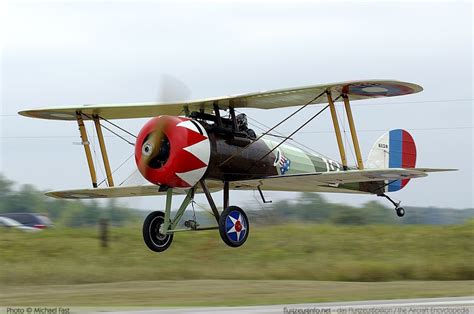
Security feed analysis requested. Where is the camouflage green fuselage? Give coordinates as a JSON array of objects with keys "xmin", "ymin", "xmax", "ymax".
[{"xmin": 206, "ymin": 132, "xmax": 376, "ymax": 194}]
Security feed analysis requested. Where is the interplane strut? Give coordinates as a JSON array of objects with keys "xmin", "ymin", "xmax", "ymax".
[
  {"xmin": 76, "ymin": 112, "xmax": 116, "ymax": 188},
  {"xmin": 327, "ymin": 91, "xmax": 348, "ymax": 170},
  {"xmin": 342, "ymin": 95, "xmax": 364, "ymax": 170},
  {"xmin": 76, "ymin": 111, "xmax": 98, "ymax": 188},
  {"xmin": 93, "ymin": 115, "xmax": 115, "ymax": 187}
]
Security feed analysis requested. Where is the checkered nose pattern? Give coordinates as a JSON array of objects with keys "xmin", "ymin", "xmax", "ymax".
[{"xmin": 135, "ymin": 115, "xmax": 211, "ymax": 188}]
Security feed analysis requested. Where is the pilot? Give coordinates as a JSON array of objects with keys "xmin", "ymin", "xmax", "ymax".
[{"xmin": 236, "ymin": 113, "xmax": 256, "ymax": 139}]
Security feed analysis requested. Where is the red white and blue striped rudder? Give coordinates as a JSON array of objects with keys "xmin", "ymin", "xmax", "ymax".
[{"xmin": 366, "ymin": 129, "xmax": 417, "ymax": 192}]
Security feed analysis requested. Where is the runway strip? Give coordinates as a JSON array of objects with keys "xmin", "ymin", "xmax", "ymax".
[{"xmin": 102, "ymin": 296, "xmax": 473, "ymax": 314}]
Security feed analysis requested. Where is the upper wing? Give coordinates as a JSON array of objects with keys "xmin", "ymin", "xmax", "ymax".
[
  {"xmin": 227, "ymin": 168, "xmax": 456, "ymax": 194},
  {"xmin": 19, "ymin": 80, "xmax": 422, "ymax": 120}
]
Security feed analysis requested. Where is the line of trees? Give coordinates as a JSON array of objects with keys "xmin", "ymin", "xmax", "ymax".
[
  {"xmin": 0, "ymin": 174, "xmax": 141, "ymax": 227},
  {"xmin": 252, "ymin": 193, "xmax": 474, "ymax": 225},
  {"xmin": 1, "ymin": 173, "xmax": 472, "ymax": 227},
  {"xmin": 181, "ymin": 192, "xmax": 474, "ymax": 226}
]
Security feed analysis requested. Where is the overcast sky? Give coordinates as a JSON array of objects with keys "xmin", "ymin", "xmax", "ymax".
[{"xmin": 1, "ymin": 0, "xmax": 472, "ymax": 211}]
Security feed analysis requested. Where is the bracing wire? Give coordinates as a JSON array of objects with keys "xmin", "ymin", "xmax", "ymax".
[
  {"xmin": 79, "ymin": 113, "xmax": 137, "ymax": 187},
  {"xmin": 240, "ymin": 109, "xmax": 340, "ymax": 163},
  {"xmin": 81, "ymin": 113, "xmax": 135, "ymax": 146},
  {"xmin": 85, "ymin": 120, "xmax": 107, "ymax": 187},
  {"xmin": 1, "ymin": 126, "xmax": 471, "ymax": 139},
  {"xmin": 218, "ymin": 90, "xmax": 327, "ymax": 167},
  {"xmin": 119, "ymin": 169, "xmax": 140, "ymax": 186},
  {"xmin": 98, "ymin": 152, "xmax": 135, "ymax": 187},
  {"xmin": 100, "ymin": 123, "xmax": 136, "ymax": 146},
  {"xmin": 248, "ymin": 104, "xmax": 331, "ymax": 171},
  {"xmin": 99, "ymin": 116, "xmax": 137, "ymax": 139},
  {"xmin": 336, "ymin": 102, "xmax": 357, "ymax": 167}
]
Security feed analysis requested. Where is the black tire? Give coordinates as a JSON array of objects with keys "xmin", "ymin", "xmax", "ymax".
[
  {"xmin": 218, "ymin": 206, "xmax": 249, "ymax": 248},
  {"xmin": 142, "ymin": 211, "xmax": 173, "ymax": 252},
  {"xmin": 396, "ymin": 207, "xmax": 406, "ymax": 217}
]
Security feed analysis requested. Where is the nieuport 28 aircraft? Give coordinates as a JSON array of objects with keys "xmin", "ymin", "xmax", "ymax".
[{"xmin": 19, "ymin": 80, "xmax": 454, "ymax": 252}]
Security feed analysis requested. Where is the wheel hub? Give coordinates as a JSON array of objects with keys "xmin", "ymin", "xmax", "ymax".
[
  {"xmin": 235, "ymin": 220, "xmax": 242, "ymax": 232},
  {"xmin": 219, "ymin": 206, "xmax": 249, "ymax": 247},
  {"xmin": 153, "ymin": 219, "xmax": 167, "ymax": 240}
]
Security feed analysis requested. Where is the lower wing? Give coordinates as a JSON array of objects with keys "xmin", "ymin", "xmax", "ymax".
[
  {"xmin": 45, "ymin": 168, "xmax": 455, "ymax": 199},
  {"xmin": 46, "ymin": 183, "xmax": 222, "ymax": 199}
]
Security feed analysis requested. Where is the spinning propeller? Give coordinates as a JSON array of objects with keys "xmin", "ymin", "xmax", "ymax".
[
  {"xmin": 133, "ymin": 76, "xmax": 211, "ymax": 188},
  {"xmin": 126, "ymin": 75, "xmax": 192, "ymax": 186}
]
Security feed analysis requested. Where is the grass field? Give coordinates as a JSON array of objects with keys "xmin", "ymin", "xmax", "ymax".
[
  {"xmin": 1, "ymin": 223, "xmax": 473, "ymax": 285},
  {"xmin": 2, "ymin": 280, "xmax": 474, "ymax": 306},
  {"xmin": 1, "ymin": 223, "xmax": 473, "ymax": 306}
]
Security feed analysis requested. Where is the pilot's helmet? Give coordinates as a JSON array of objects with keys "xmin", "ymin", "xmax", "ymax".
[{"xmin": 236, "ymin": 113, "xmax": 248, "ymax": 130}]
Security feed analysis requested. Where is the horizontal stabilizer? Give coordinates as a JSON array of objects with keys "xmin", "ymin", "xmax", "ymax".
[
  {"xmin": 413, "ymin": 168, "xmax": 458, "ymax": 173},
  {"xmin": 230, "ymin": 168, "xmax": 457, "ymax": 194}
]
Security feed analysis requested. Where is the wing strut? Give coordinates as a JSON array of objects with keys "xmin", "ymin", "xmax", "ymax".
[
  {"xmin": 76, "ymin": 111, "xmax": 98, "ymax": 188},
  {"xmin": 93, "ymin": 115, "xmax": 115, "ymax": 187},
  {"xmin": 342, "ymin": 95, "xmax": 364, "ymax": 170},
  {"xmin": 326, "ymin": 92, "xmax": 348, "ymax": 170}
]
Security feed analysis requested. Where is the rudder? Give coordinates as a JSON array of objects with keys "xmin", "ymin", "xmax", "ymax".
[{"xmin": 367, "ymin": 129, "xmax": 417, "ymax": 192}]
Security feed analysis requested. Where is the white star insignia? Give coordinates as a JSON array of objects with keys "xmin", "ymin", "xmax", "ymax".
[{"xmin": 227, "ymin": 214, "xmax": 246, "ymax": 242}]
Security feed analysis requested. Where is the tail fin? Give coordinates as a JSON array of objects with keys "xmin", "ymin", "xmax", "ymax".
[{"xmin": 367, "ymin": 129, "xmax": 417, "ymax": 192}]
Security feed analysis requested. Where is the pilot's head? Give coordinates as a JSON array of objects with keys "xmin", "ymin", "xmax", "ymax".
[{"xmin": 236, "ymin": 113, "xmax": 248, "ymax": 130}]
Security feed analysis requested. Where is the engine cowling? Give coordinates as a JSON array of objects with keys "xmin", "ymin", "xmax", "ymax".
[{"xmin": 135, "ymin": 115, "xmax": 211, "ymax": 188}]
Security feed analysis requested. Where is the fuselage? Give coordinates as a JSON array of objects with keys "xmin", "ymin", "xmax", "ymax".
[
  {"xmin": 204, "ymin": 125, "xmax": 382, "ymax": 195},
  {"xmin": 134, "ymin": 115, "xmax": 380, "ymax": 194},
  {"xmin": 207, "ymin": 132, "xmax": 342, "ymax": 181}
]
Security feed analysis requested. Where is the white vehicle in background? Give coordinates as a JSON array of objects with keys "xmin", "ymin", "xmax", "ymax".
[{"xmin": 0, "ymin": 217, "xmax": 41, "ymax": 232}]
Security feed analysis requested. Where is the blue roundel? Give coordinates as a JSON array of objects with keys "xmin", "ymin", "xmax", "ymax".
[
  {"xmin": 225, "ymin": 210, "xmax": 247, "ymax": 243},
  {"xmin": 346, "ymin": 83, "xmax": 414, "ymax": 97}
]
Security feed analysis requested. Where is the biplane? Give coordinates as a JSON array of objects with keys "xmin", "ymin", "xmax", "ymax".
[{"xmin": 19, "ymin": 80, "xmax": 454, "ymax": 252}]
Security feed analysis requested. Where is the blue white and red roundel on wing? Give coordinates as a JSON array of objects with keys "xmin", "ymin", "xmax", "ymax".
[
  {"xmin": 367, "ymin": 129, "xmax": 417, "ymax": 192},
  {"xmin": 340, "ymin": 82, "xmax": 417, "ymax": 97},
  {"xmin": 135, "ymin": 115, "xmax": 211, "ymax": 188}
]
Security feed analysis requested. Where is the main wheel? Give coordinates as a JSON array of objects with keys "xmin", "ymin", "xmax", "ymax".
[
  {"xmin": 396, "ymin": 207, "xmax": 406, "ymax": 217},
  {"xmin": 143, "ymin": 211, "xmax": 173, "ymax": 252},
  {"xmin": 218, "ymin": 206, "xmax": 249, "ymax": 247}
]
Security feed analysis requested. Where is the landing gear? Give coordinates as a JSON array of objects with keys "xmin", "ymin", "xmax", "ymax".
[
  {"xmin": 142, "ymin": 188, "xmax": 195, "ymax": 253},
  {"xmin": 143, "ymin": 211, "xmax": 174, "ymax": 252},
  {"xmin": 379, "ymin": 193, "xmax": 406, "ymax": 218},
  {"xmin": 141, "ymin": 181, "xmax": 250, "ymax": 252},
  {"xmin": 219, "ymin": 206, "xmax": 249, "ymax": 247}
]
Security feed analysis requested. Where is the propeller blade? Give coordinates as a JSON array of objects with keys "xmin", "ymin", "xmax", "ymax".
[{"xmin": 158, "ymin": 74, "xmax": 191, "ymax": 102}]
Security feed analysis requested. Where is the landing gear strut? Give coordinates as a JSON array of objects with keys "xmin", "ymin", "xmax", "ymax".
[
  {"xmin": 379, "ymin": 193, "xmax": 405, "ymax": 217},
  {"xmin": 142, "ymin": 181, "xmax": 250, "ymax": 253},
  {"xmin": 202, "ymin": 180, "xmax": 250, "ymax": 247},
  {"xmin": 142, "ymin": 188, "xmax": 194, "ymax": 253}
]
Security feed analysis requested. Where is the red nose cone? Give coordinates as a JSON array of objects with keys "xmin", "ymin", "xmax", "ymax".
[{"xmin": 135, "ymin": 116, "xmax": 210, "ymax": 188}]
